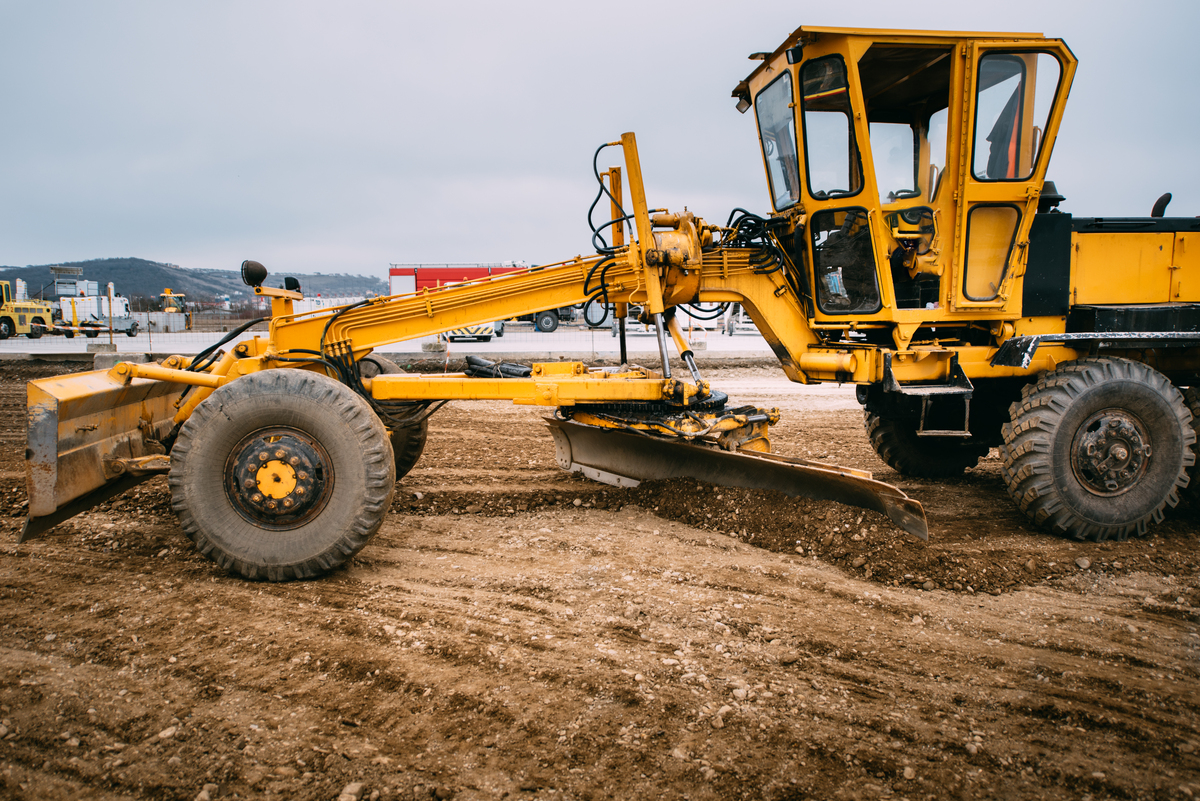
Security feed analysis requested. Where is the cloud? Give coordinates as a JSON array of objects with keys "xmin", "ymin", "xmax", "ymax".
[{"xmin": 1, "ymin": 0, "xmax": 1197, "ymax": 278}]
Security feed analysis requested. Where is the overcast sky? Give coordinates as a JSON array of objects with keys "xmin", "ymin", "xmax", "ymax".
[{"xmin": 2, "ymin": 1, "xmax": 1198, "ymax": 282}]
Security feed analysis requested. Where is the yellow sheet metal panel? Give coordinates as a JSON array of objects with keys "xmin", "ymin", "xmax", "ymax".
[
  {"xmin": 1172, "ymin": 233, "xmax": 1200, "ymax": 302},
  {"xmin": 1072, "ymin": 232, "xmax": 1174, "ymax": 305}
]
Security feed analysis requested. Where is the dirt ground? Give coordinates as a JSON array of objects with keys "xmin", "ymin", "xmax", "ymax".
[{"xmin": 0, "ymin": 359, "xmax": 1197, "ymax": 801}]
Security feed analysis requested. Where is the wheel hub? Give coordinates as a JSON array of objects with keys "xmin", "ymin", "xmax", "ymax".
[
  {"xmin": 1071, "ymin": 409, "xmax": 1151, "ymax": 496},
  {"xmin": 225, "ymin": 428, "xmax": 333, "ymax": 528}
]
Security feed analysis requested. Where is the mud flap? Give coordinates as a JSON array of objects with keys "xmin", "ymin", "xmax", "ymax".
[
  {"xmin": 23, "ymin": 369, "xmax": 187, "ymax": 541},
  {"xmin": 546, "ymin": 417, "xmax": 928, "ymax": 541}
]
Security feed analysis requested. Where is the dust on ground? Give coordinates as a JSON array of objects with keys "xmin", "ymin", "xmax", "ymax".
[{"xmin": 0, "ymin": 361, "xmax": 1197, "ymax": 800}]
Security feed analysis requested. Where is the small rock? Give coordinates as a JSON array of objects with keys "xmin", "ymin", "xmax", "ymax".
[
  {"xmin": 662, "ymin": 658, "xmax": 679, "ymax": 666},
  {"xmin": 168, "ymin": 656, "xmax": 177, "ymax": 664},
  {"xmin": 339, "ymin": 782, "xmax": 366, "ymax": 801},
  {"xmin": 912, "ymin": 615, "xmax": 924, "ymax": 626},
  {"xmin": 44, "ymin": 633, "xmax": 57, "ymax": 642},
  {"xmin": 1179, "ymin": 742, "xmax": 1196, "ymax": 754},
  {"xmin": 1112, "ymin": 561, "xmax": 1123, "ymax": 569},
  {"xmin": 965, "ymin": 743, "xmax": 978, "ymax": 755},
  {"xmin": 157, "ymin": 726, "xmax": 177, "ymax": 740},
  {"xmin": 573, "ymin": 498, "xmax": 582, "ymax": 507},
  {"xmin": 1091, "ymin": 771, "xmax": 1106, "ymax": 779},
  {"xmin": 671, "ymin": 747, "xmax": 688, "ymax": 760},
  {"xmin": 711, "ymin": 716, "xmax": 724, "ymax": 729},
  {"xmin": 413, "ymin": 492, "xmax": 424, "ymax": 500},
  {"xmin": 922, "ymin": 581, "xmax": 936, "ymax": 591},
  {"xmin": 383, "ymin": 624, "xmax": 397, "ymax": 636},
  {"xmin": 794, "ymin": 546, "xmax": 804, "ymax": 555},
  {"xmin": 464, "ymin": 504, "xmax": 481, "ymax": 514},
  {"xmin": 275, "ymin": 766, "xmax": 298, "ymax": 778},
  {"xmin": 903, "ymin": 767, "xmax": 916, "ymax": 780},
  {"xmin": 634, "ymin": 673, "xmax": 645, "ymax": 683},
  {"xmin": 196, "ymin": 792, "xmax": 212, "ymax": 801},
  {"xmin": 1024, "ymin": 559, "xmax": 1036, "ymax": 571},
  {"xmin": 732, "ymin": 688, "xmax": 747, "ymax": 701},
  {"xmin": 1127, "ymin": 625, "xmax": 1138, "ymax": 634},
  {"xmin": 1075, "ymin": 557, "xmax": 1092, "ymax": 570},
  {"xmin": 851, "ymin": 556, "xmax": 867, "ymax": 568}
]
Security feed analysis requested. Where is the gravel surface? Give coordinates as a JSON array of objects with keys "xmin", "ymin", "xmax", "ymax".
[{"xmin": 0, "ymin": 361, "xmax": 1197, "ymax": 800}]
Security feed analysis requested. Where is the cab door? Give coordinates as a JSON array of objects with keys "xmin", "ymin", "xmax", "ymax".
[{"xmin": 950, "ymin": 41, "xmax": 1076, "ymax": 312}]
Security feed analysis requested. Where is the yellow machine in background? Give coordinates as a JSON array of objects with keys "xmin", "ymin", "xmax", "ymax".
[
  {"xmin": 0, "ymin": 281, "xmax": 57, "ymax": 339},
  {"xmin": 21, "ymin": 26, "xmax": 1200, "ymax": 580}
]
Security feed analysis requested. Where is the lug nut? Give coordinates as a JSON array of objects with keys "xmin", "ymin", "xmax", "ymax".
[
  {"xmin": 251, "ymin": 494, "xmax": 263, "ymax": 503},
  {"xmin": 244, "ymin": 479, "xmax": 255, "ymax": 489},
  {"xmin": 275, "ymin": 449, "xmax": 285, "ymax": 458}
]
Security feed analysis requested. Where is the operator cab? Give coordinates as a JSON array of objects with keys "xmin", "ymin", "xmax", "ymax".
[{"xmin": 736, "ymin": 27, "xmax": 1075, "ymax": 332}]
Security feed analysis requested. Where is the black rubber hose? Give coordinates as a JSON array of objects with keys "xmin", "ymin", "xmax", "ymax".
[{"xmin": 186, "ymin": 317, "xmax": 267, "ymax": 372}]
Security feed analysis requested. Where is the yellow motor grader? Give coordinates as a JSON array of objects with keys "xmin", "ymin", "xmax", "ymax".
[{"xmin": 23, "ymin": 26, "xmax": 1200, "ymax": 579}]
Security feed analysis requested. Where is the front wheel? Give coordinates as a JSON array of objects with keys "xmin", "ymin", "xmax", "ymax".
[
  {"xmin": 865, "ymin": 413, "xmax": 991, "ymax": 478},
  {"xmin": 26, "ymin": 318, "xmax": 45, "ymax": 339},
  {"xmin": 126, "ymin": 322, "xmax": 139, "ymax": 337},
  {"xmin": 359, "ymin": 355, "xmax": 429, "ymax": 479},
  {"xmin": 1000, "ymin": 358, "xmax": 1195, "ymax": 541},
  {"xmin": 535, "ymin": 311, "xmax": 559, "ymax": 333},
  {"xmin": 0, "ymin": 318, "xmax": 11, "ymax": 339},
  {"xmin": 168, "ymin": 370, "xmax": 396, "ymax": 580}
]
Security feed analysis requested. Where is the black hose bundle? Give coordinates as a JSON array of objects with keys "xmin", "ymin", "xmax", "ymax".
[{"xmin": 721, "ymin": 208, "xmax": 788, "ymax": 274}]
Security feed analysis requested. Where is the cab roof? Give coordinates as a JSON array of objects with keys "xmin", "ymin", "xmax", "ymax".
[{"xmin": 734, "ymin": 25, "xmax": 1047, "ymax": 99}]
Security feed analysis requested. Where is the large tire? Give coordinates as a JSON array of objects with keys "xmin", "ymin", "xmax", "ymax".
[
  {"xmin": 535, "ymin": 310, "xmax": 559, "ymax": 333},
  {"xmin": 0, "ymin": 317, "xmax": 11, "ymax": 339},
  {"xmin": 1000, "ymin": 358, "xmax": 1195, "ymax": 541},
  {"xmin": 127, "ymin": 321, "xmax": 139, "ymax": 337},
  {"xmin": 26, "ymin": 317, "xmax": 44, "ymax": 339},
  {"xmin": 84, "ymin": 328, "xmax": 99, "ymax": 339},
  {"xmin": 359, "ymin": 354, "xmax": 429, "ymax": 479},
  {"xmin": 168, "ymin": 370, "xmax": 396, "ymax": 580},
  {"xmin": 1179, "ymin": 387, "xmax": 1200, "ymax": 508},
  {"xmin": 865, "ymin": 412, "xmax": 992, "ymax": 478}
]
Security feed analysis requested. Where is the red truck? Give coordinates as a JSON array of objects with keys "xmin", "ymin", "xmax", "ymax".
[{"xmin": 388, "ymin": 262, "xmax": 578, "ymax": 332}]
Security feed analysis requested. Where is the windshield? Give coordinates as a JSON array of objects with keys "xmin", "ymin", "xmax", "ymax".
[{"xmin": 755, "ymin": 73, "xmax": 801, "ymax": 210}]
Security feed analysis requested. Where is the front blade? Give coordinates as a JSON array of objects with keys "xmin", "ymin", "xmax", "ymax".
[
  {"xmin": 23, "ymin": 369, "xmax": 187, "ymax": 540},
  {"xmin": 546, "ymin": 417, "xmax": 928, "ymax": 541}
]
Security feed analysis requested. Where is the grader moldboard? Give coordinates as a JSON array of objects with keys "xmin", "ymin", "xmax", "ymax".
[{"xmin": 23, "ymin": 25, "xmax": 1200, "ymax": 580}]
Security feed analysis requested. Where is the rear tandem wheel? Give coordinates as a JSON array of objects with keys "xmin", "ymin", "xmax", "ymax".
[
  {"xmin": 1000, "ymin": 358, "xmax": 1195, "ymax": 541},
  {"xmin": 864, "ymin": 412, "xmax": 992, "ymax": 478},
  {"xmin": 168, "ymin": 369, "xmax": 396, "ymax": 580}
]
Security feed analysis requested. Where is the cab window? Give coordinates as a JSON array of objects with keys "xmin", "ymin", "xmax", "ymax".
[
  {"xmin": 800, "ymin": 56, "xmax": 862, "ymax": 199},
  {"xmin": 972, "ymin": 53, "xmax": 1062, "ymax": 181},
  {"xmin": 755, "ymin": 73, "xmax": 800, "ymax": 211}
]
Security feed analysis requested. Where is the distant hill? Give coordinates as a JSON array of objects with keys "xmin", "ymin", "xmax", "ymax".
[{"xmin": 0, "ymin": 258, "xmax": 386, "ymax": 303}]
